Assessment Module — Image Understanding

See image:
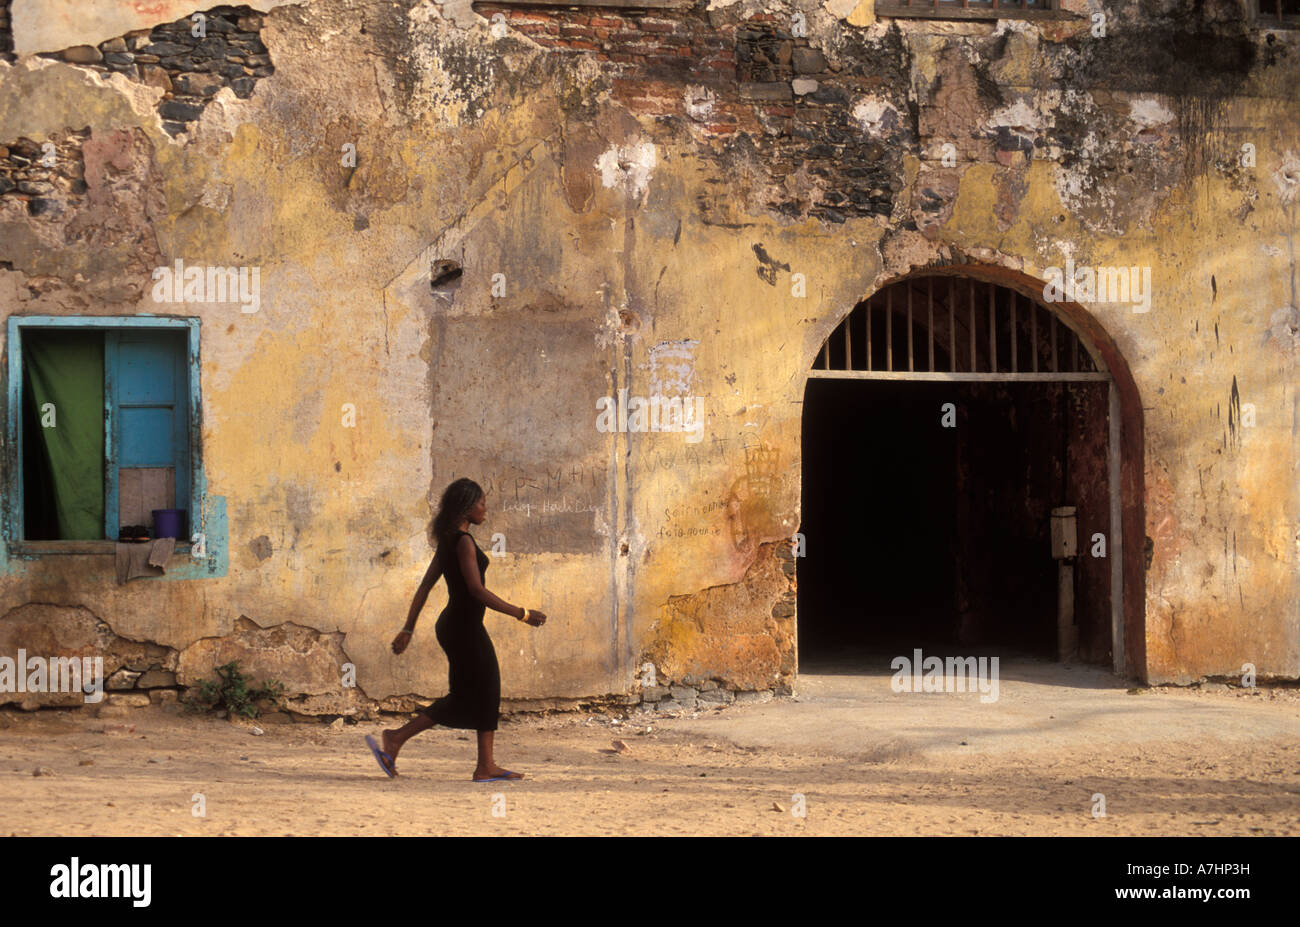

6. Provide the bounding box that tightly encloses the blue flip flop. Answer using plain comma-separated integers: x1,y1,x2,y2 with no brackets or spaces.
365,734,398,778
473,769,523,782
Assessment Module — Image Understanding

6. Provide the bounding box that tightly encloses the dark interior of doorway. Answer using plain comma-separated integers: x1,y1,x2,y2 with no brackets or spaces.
798,378,1110,671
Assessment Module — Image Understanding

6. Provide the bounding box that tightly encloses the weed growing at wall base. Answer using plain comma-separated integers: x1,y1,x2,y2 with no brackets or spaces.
185,660,285,718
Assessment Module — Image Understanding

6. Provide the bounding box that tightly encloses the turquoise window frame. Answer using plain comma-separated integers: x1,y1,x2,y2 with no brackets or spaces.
5,315,203,556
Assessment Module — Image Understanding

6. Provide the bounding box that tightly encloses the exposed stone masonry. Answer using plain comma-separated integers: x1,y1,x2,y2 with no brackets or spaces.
35,5,273,137
0,129,88,217
478,5,909,224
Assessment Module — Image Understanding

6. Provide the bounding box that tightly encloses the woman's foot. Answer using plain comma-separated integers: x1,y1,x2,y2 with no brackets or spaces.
381,730,401,774
365,734,398,778
473,765,524,782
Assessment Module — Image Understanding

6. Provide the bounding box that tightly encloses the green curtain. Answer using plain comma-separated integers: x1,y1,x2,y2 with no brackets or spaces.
22,331,104,539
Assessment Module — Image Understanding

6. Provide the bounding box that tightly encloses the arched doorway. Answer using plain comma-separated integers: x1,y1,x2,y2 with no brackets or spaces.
798,269,1145,677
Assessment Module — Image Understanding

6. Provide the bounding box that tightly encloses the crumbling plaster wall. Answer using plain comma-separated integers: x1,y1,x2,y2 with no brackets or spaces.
0,0,1296,714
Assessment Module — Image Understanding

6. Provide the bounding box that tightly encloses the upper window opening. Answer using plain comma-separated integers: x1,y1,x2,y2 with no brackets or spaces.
9,319,197,548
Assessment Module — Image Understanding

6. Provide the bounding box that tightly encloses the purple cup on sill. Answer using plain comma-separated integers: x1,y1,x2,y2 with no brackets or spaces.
152,509,186,541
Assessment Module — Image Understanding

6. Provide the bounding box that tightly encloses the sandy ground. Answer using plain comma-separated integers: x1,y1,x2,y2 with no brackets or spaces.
3,660,1299,836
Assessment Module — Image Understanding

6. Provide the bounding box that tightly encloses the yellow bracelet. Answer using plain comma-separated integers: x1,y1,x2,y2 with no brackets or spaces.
521,608,529,622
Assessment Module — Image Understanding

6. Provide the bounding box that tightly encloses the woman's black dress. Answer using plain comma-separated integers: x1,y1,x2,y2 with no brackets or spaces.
420,529,500,732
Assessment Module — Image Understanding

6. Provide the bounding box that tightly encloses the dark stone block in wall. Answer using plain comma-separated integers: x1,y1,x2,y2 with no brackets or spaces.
809,85,847,105
104,52,134,66
793,47,826,74
196,36,229,56
739,81,792,102
159,99,204,121
161,121,188,136
27,197,62,217
0,176,15,195
230,76,255,97
143,42,191,56
220,62,245,78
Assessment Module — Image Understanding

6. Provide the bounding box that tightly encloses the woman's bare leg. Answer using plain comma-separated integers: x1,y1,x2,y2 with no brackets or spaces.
474,730,523,780
383,714,433,764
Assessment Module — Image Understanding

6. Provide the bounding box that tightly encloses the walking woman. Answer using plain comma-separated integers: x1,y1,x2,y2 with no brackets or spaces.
366,478,546,782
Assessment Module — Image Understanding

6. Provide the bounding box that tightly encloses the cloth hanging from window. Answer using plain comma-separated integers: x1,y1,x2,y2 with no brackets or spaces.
22,330,105,539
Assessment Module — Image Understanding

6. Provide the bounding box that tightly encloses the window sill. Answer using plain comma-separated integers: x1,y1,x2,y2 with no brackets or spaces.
10,540,193,556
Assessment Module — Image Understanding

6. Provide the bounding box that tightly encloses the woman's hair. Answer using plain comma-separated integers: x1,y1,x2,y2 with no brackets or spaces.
431,478,483,546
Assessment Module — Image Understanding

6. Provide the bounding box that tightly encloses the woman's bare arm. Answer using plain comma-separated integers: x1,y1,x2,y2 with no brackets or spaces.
404,555,444,631
458,535,525,620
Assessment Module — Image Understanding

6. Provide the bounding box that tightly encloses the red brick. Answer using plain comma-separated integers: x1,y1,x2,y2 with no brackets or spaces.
569,39,598,50
589,16,622,28
640,21,677,33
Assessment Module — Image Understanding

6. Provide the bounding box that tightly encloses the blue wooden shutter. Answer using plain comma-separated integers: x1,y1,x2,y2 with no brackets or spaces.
106,331,190,537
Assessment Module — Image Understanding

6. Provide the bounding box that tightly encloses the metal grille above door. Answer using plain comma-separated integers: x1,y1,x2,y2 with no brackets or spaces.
811,276,1107,382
